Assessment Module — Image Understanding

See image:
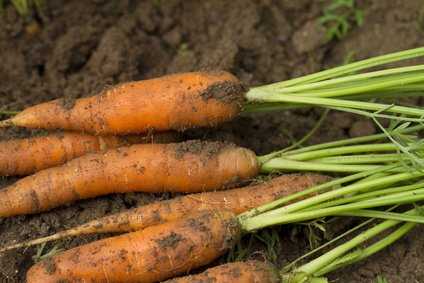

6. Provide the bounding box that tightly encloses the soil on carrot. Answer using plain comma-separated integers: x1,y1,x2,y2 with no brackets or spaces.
1,0,424,282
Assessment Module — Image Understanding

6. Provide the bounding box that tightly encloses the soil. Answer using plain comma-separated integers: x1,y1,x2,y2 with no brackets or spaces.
1,0,424,282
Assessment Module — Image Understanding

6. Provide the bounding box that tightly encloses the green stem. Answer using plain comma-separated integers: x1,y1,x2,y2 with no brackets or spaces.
309,182,424,210
261,158,392,173
258,47,424,88
284,205,399,272
239,165,397,219
243,102,303,113
282,125,424,155
245,91,424,118
240,171,424,231
330,106,424,123
271,65,424,94
314,221,416,277
291,214,408,278
266,72,424,99
283,144,399,161
257,124,424,163
337,209,424,223
0,110,18,115
311,153,407,164
241,188,424,229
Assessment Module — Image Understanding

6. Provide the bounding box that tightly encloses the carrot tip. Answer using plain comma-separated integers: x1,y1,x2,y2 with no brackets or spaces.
0,243,20,253
0,119,13,127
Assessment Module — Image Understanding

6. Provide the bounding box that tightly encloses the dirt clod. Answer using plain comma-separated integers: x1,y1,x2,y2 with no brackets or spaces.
200,80,247,104
155,232,183,249
173,140,232,160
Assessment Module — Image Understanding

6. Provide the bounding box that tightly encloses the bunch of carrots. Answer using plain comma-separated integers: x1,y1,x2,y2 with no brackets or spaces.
2,47,424,282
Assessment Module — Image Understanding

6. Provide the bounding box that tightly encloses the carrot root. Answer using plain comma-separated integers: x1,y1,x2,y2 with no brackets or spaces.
0,119,12,127
0,140,258,217
26,210,240,283
0,174,328,252
8,71,245,134
163,261,279,283
0,131,181,176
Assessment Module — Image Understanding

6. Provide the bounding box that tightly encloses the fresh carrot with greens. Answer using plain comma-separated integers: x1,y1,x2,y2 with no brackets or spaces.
3,48,424,135
0,140,258,217
0,131,179,176
162,208,418,283
0,174,328,252
25,158,424,282
0,71,245,134
163,261,279,283
0,121,421,219
26,210,240,283
25,180,422,283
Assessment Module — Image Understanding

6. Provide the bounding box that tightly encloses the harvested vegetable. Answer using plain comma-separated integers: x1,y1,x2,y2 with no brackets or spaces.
163,261,279,283
24,147,424,282
162,209,418,283
26,210,240,283
0,131,179,176
1,122,422,218
5,47,424,282
0,71,245,134
0,140,258,217
0,174,328,252
3,48,424,134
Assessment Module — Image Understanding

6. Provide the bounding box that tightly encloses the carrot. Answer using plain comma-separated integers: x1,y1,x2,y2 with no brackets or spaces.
26,209,240,283
0,174,328,252
163,261,279,283
0,71,245,134
0,140,258,217
0,131,179,176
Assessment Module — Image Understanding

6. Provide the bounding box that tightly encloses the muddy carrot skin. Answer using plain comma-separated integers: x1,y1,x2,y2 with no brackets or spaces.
0,71,245,134
0,131,179,176
0,174,328,252
0,140,258,217
163,261,279,283
69,174,327,233
26,210,240,283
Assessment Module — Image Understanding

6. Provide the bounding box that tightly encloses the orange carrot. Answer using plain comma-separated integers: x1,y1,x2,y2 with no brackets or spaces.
26,210,240,283
0,140,258,217
0,71,245,134
163,261,279,283
0,174,328,252
0,131,179,176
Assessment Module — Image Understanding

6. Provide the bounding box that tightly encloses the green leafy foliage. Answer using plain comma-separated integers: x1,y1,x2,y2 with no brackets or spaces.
319,0,364,40
226,228,282,263
253,228,281,263
375,275,389,283
1,0,44,17
302,219,327,249
32,242,63,263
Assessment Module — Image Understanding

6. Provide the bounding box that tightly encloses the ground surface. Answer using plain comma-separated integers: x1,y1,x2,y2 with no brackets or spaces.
1,0,424,282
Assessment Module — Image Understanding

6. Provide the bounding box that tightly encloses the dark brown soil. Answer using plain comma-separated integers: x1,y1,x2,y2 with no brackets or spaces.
1,0,424,282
